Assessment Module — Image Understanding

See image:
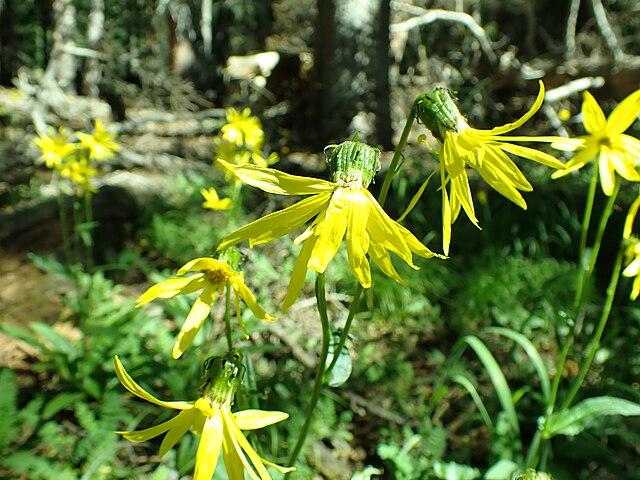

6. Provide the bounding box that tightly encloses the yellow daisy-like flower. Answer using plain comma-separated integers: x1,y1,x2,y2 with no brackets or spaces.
201,187,232,210
221,108,265,149
551,89,640,196
622,194,640,300
114,355,293,480
416,81,564,254
76,119,119,161
136,258,277,358
216,156,442,310
58,158,98,194
33,127,76,169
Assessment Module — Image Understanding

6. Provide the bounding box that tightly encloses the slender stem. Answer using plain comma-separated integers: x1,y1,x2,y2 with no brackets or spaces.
378,111,415,207
286,273,331,471
585,181,620,287
224,285,232,350
84,190,94,272
325,283,363,375
574,166,599,309
57,193,72,264
561,232,625,411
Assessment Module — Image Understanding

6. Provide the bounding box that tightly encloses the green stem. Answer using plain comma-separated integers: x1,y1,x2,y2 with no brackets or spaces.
84,190,94,272
560,228,625,411
224,285,232,350
584,181,620,291
378,110,415,207
325,283,363,376
286,273,331,472
57,193,72,264
574,166,599,309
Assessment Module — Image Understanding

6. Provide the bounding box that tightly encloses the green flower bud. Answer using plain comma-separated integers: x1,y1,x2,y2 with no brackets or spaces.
199,348,244,406
413,87,461,142
326,135,381,188
217,246,242,271
516,469,553,480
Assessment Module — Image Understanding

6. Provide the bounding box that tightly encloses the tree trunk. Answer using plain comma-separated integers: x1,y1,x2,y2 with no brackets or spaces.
45,0,78,93
81,0,105,97
312,0,391,149
0,0,15,85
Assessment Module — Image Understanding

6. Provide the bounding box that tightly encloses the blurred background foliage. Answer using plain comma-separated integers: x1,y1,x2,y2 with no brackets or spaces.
1,0,640,479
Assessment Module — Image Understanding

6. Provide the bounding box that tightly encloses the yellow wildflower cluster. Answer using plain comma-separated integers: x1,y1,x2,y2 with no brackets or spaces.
33,120,119,194
213,107,279,173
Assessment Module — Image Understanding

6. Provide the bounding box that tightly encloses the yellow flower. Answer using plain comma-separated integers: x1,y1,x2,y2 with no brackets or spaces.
221,108,264,149
216,158,442,310
114,355,293,480
201,187,232,210
551,89,640,196
416,82,564,254
136,258,277,358
33,127,76,169
622,194,640,300
76,119,119,161
58,158,98,194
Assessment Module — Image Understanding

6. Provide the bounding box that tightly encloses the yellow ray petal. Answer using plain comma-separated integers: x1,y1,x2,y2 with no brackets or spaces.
222,427,246,480
136,275,205,307
233,410,289,430
607,88,640,135
497,142,565,169
281,237,317,310
368,242,406,285
217,159,335,195
476,161,528,210
113,356,193,409
484,144,532,190
484,80,544,135
218,192,331,250
178,257,223,275
159,409,198,456
598,150,616,196
193,409,223,480
346,189,372,288
308,190,349,273
550,146,598,179
173,286,216,359
605,147,640,182
231,279,277,321
222,409,272,480
582,91,607,135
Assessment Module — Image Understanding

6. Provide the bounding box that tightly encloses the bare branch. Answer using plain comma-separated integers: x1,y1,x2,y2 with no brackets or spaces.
591,0,625,61
565,0,581,61
544,76,605,102
390,7,497,64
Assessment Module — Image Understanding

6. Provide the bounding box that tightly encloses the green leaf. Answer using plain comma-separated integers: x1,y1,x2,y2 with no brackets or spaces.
451,374,493,429
544,396,640,438
433,460,481,480
0,324,42,348
484,327,550,403
42,393,86,420
461,336,520,437
0,369,19,449
485,459,520,480
29,322,77,359
325,325,352,388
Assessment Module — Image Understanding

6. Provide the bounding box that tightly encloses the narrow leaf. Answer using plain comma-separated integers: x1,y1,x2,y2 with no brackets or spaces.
545,396,640,438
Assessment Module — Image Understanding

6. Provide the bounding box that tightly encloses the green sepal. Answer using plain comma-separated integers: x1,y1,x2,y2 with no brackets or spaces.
326,137,381,188
199,348,244,406
413,87,462,142
217,246,242,270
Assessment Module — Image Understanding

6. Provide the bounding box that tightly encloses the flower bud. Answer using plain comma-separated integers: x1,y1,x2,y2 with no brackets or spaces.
516,469,553,480
326,138,381,188
199,348,244,405
413,87,462,142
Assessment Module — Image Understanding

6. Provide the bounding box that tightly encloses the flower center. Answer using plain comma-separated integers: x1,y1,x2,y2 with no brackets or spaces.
206,268,230,284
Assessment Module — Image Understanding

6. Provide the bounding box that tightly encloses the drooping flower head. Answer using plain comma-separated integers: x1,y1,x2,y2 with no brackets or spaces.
136,255,277,358
550,89,640,196
217,138,443,310
76,119,119,161
114,350,294,480
414,81,564,254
